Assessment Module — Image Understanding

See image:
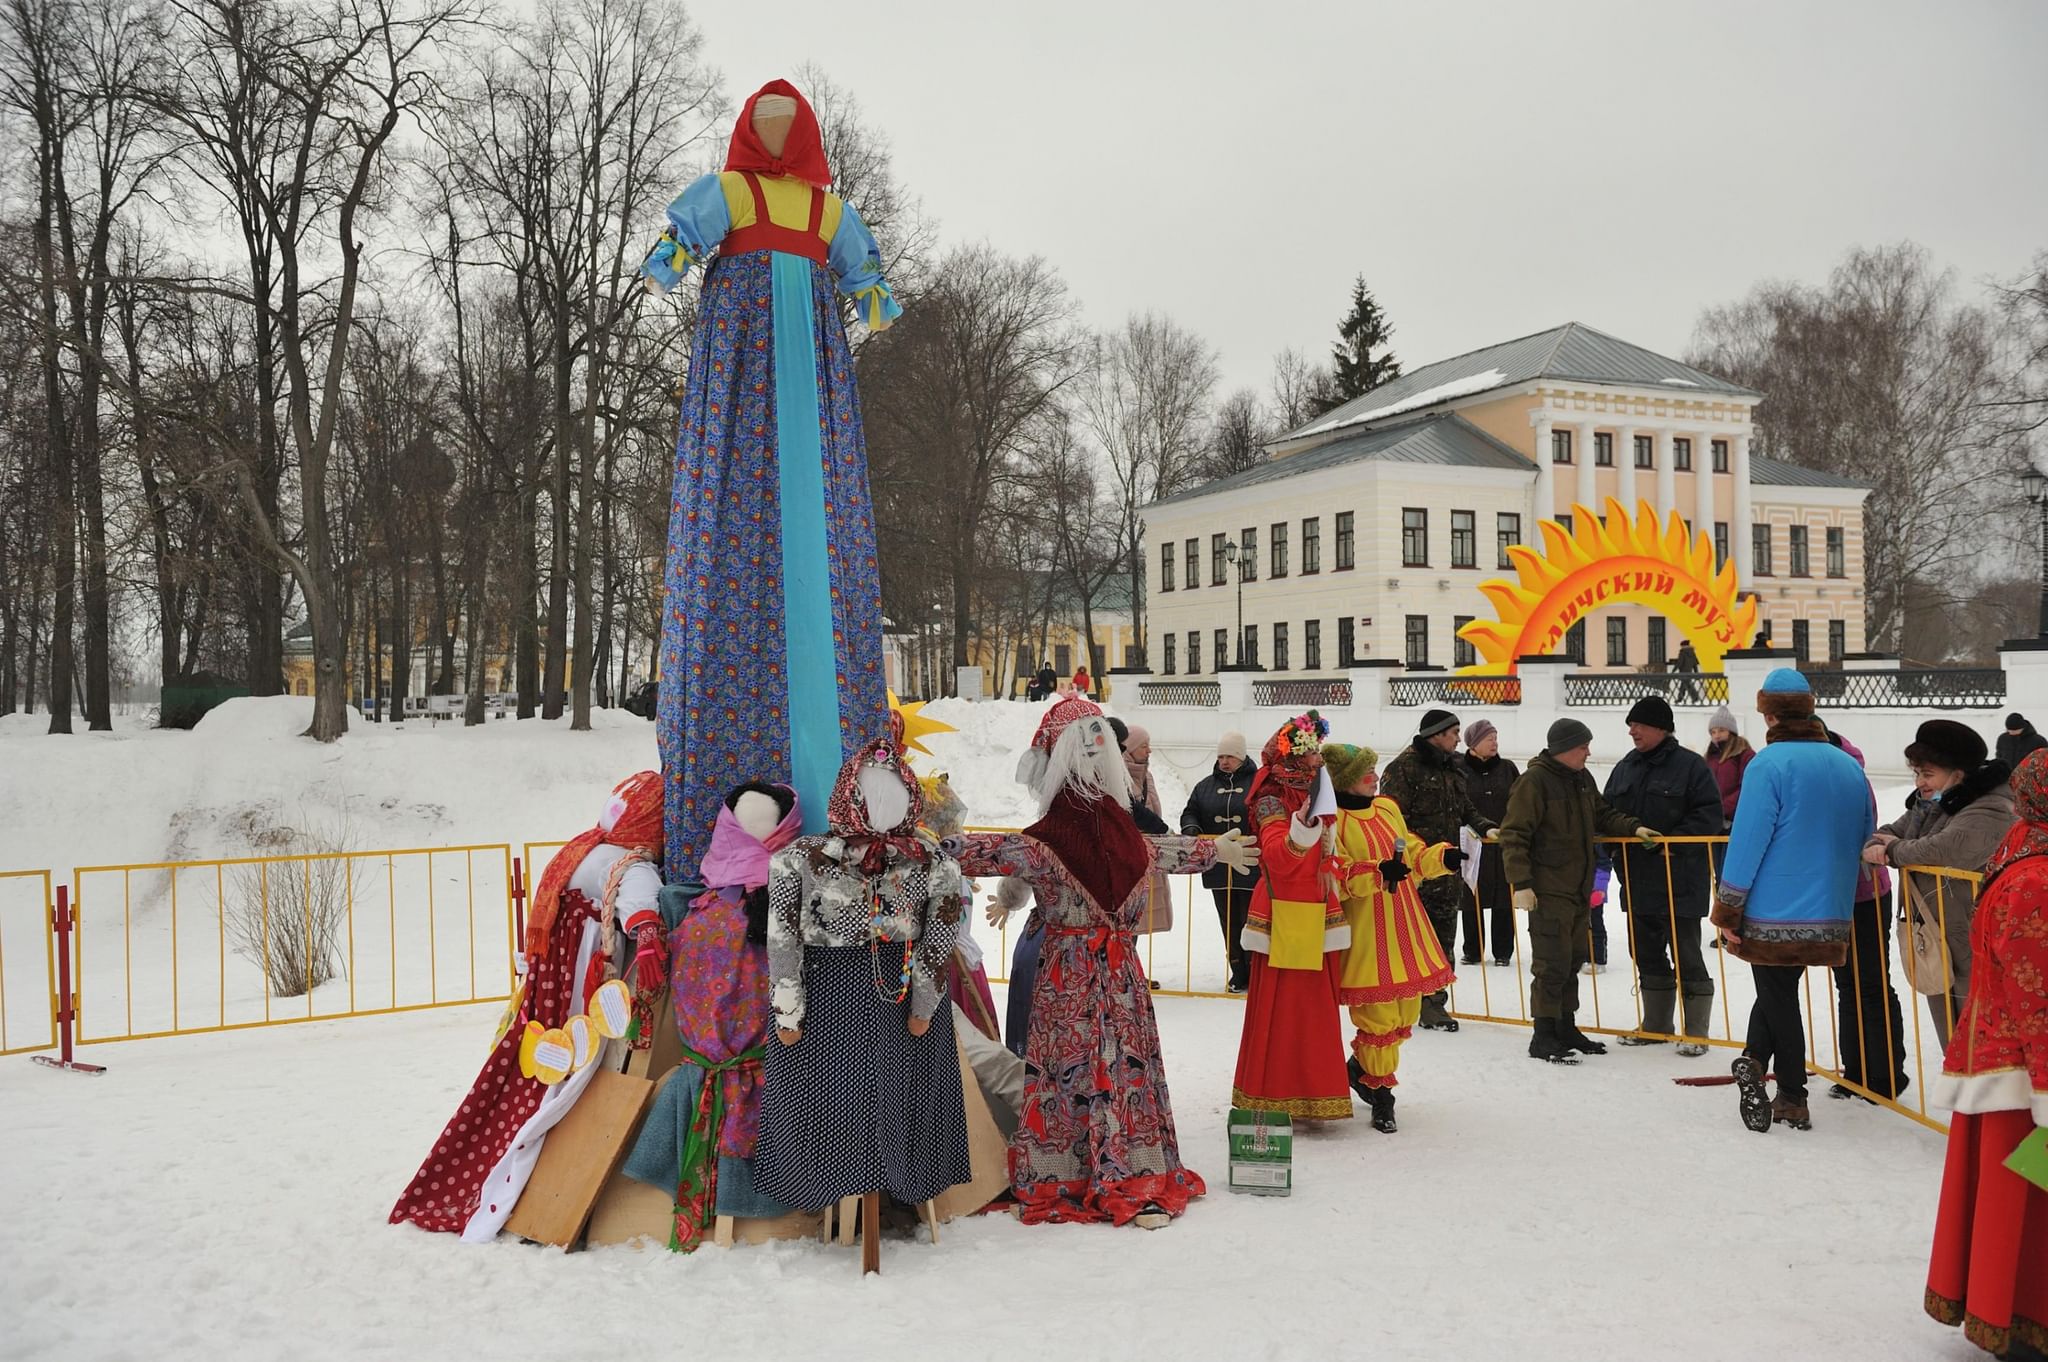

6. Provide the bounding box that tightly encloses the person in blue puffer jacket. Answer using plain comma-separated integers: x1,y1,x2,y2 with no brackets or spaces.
1710,668,1874,1134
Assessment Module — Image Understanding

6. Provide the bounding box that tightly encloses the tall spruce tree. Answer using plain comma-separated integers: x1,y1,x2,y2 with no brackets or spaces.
1328,275,1402,405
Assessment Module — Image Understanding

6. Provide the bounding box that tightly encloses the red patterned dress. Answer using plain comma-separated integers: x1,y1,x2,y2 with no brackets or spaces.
956,803,1216,1226
1925,752,2048,1357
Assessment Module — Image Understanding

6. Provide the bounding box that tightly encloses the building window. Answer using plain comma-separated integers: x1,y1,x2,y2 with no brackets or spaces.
1159,542,1174,592
1607,617,1628,666
1552,430,1572,464
1594,432,1613,467
1497,512,1521,568
1648,617,1668,666
1558,513,1574,537
1304,619,1322,671
1163,635,1176,675
1451,510,1476,569
1789,525,1810,577
1674,437,1693,472
1302,517,1321,574
1753,524,1773,576
1713,522,1729,570
1211,533,1228,586
1566,618,1587,664
1271,522,1288,578
1240,526,1258,582
1828,619,1846,663
1405,615,1429,667
1335,512,1354,571
1711,439,1729,473
1242,624,1259,668
1188,631,1201,675
1184,538,1198,590
1273,622,1289,672
1826,527,1845,578
1454,615,1475,669
1215,628,1229,671
1634,434,1654,469
1338,615,1355,667
1402,508,1428,567
1792,618,1810,664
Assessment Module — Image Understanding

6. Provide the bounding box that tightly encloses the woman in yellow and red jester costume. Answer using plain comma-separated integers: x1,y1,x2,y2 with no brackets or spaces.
1230,712,1354,1121
1322,743,1462,1133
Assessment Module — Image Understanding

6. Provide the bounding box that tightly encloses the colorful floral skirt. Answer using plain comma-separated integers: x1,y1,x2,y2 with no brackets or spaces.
1011,924,1205,1225
1926,1107,2048,1355
1232,951,1352,1120
754,944,970,1210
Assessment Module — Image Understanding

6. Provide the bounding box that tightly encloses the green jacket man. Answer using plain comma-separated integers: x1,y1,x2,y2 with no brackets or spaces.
1497,717,1659,1063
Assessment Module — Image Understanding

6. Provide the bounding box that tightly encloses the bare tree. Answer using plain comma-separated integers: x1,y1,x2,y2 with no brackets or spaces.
1199,386,1269,481
1689,243,2018,654
1076,312,1217,668
1269,345,1336,434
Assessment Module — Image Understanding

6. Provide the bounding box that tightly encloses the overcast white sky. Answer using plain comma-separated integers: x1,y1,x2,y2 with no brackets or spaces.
708,0,2048,395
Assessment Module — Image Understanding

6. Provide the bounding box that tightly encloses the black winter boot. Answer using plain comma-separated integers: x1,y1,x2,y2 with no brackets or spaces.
1528,1017,1580,1065
1619,986,1676,1046
1367,1087,1397,1133
1346,1056,1373,1103
1417,992,1459,1032
1559,1013,1608,1055
1731,1055,1773,1134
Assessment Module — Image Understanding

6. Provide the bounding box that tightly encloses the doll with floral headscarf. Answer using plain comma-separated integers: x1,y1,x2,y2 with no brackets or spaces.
955,697,1260,1228
392,771,666,1239
1230,712,1354,1122
752,736,972,1211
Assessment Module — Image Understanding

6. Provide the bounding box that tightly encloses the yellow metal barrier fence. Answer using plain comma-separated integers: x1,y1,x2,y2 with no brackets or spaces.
66,844,519,1045
1445,834,1973,1134
0,869,57,1056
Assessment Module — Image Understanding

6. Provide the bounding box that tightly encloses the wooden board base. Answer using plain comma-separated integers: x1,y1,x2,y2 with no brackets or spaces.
505,1068,654,1250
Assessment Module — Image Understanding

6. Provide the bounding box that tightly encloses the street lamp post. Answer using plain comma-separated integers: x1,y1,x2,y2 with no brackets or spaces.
2026,466,2048,636
1223,540,1245,665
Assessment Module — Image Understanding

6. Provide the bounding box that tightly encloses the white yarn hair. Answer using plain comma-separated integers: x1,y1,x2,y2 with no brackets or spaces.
1027,714,1132,815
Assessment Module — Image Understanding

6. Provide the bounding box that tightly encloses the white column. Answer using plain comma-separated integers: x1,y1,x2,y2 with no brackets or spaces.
1532,412,1554,527
1576,420,1598,517
1694,429,1715,550
1732,432,1755,591
1655,427,1676,521
1617,424,1639,517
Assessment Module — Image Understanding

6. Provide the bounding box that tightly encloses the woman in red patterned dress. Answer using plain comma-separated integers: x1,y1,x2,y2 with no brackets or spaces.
1230,712,1353,1121
1926,749,2048,1357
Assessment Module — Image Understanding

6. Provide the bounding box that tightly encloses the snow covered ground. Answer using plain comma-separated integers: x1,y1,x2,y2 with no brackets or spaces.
0,695,1973,1361
0,990,1968,1362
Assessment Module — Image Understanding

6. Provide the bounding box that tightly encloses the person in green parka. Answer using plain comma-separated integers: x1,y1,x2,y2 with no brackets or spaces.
1498,718,1661,1063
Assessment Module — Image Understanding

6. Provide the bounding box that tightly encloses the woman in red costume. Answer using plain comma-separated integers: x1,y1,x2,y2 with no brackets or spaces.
1925,748,2048,1358
1231,712,1353,1121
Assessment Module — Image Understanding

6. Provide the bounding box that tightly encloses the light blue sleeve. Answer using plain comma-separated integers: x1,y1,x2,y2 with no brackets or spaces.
639,174,732,295
1718,756,1781,895
826,199,902,330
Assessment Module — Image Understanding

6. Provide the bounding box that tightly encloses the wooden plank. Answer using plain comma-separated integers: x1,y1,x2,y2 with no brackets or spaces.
505,1068,654,1250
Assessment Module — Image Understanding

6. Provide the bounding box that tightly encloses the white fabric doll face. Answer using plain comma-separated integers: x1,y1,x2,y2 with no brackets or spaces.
858,762,911,833
733,789,783,844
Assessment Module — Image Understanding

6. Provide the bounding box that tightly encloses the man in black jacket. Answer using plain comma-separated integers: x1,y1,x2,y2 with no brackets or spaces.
1601,696,1724,1054
1180,731,1259,992
1382,708,1499,1031
1998,712,2048,771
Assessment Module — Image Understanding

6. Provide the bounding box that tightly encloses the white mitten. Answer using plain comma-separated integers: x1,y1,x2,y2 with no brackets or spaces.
1215,828,1262,873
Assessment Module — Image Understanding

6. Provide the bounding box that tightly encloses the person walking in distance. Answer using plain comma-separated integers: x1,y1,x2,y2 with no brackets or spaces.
1704,705,1754,882
1602,696,1724,1056
1460,720,1520,967
1181,732,1260,993
1713,670,1873,1133
1498,718,1660,1063
1382,709,1498,1031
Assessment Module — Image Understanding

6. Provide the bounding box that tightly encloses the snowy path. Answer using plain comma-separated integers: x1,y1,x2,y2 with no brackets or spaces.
0,990,1974,1362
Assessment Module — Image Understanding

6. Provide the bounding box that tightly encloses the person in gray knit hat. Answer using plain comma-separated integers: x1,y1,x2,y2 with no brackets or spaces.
1381,708,1498,1030
1498,717,1660,1062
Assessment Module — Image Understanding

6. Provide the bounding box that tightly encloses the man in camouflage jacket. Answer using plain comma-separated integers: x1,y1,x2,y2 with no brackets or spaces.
1381,708,1498,1031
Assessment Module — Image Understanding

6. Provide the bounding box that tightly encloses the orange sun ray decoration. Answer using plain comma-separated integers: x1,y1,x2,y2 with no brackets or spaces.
887,689,956,757
1456,498,1758,676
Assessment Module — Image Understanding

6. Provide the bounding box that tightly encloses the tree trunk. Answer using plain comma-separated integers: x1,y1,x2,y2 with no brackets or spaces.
542,313,572,720
516,482,540,718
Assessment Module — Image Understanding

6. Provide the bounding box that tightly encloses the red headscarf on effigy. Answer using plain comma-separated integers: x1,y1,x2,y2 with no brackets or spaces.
725,79,831,189
526,771,664,960
1020,697,1152,915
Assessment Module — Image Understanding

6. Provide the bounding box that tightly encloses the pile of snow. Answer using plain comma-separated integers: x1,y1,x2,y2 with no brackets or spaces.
1294,367,1509,439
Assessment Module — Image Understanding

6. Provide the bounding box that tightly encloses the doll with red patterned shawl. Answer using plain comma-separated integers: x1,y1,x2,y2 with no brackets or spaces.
956,698,1259,1228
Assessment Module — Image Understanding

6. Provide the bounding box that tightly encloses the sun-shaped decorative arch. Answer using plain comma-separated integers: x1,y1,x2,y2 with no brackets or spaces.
1457,498,1758,675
